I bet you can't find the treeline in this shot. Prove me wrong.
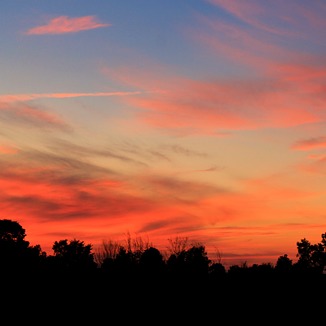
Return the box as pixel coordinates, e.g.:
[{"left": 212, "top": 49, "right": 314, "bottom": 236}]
[{"left": 1, "top": 218, "right": 326, "bottom": 281}]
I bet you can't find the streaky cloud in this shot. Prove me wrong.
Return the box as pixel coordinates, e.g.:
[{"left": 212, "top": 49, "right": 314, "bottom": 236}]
[
  {"left": 0, "top": 91, "right": 144, "bottom": 104},
  {"left": 105, "top": 58, "right": 326, "bottom": 134},
  {"left": 161, "top": 144, "right": 208, "bottom": 157},
  {"left": 25, "top": 15, "right": 111, "bottom": 35},
  {"left": 193, "top": 166, "right": 222, "bottom": 172},
  {"left": 206, "top": 0, "right": 326, "bottom": 38},
  {"left": 49, "top": 139, "right": 149, "bottom": 167},
  {"left": 0, "top": 102, "right": 71, "bottom": 131},
  {"left": 291, "top": 136, "right": 326, "bottom": 151}
]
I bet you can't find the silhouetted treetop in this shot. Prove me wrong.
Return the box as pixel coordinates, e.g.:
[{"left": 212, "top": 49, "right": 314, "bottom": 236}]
[
  {"left": 48, "top": 238, "right": 97, "bottom": 273},
  {"left": 0, "top": 219, "right": 28, "bottom": 243},
  {"left": 0, "top": 218, "right": 44, "bottom": 273}
]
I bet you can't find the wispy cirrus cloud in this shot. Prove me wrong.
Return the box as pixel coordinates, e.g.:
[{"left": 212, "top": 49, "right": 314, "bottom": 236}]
[
  {"left": 0, "top": 102, "right": 70, "bottom": 131},
  {"left": 192, "top": 17, "right": 291, "bottom": 72},
  {"left": 0, "top": 143, "right": 229, "bottom": 247},
  {"left": 206, "top": 0, "right": 286, "bottom": 36},
  {"left": 292, "top": 137, "right": 326, "bottom": 151},
  {"left": 104, "top": 61, "right": 325, "bottom": 135},
  {"left": 206, "top": 0, "right": 326, "bottom": 38},
  {"left": 0, "top": 145, "right": 148, "bottom": 223},
  {"left": 192, "top": 1, "right": 326, "bottom": 78},
  {"left": 25, "top": 15, "right": 110, "bottom": 35},
  {"left": 161, "top": 144, "right": 208, "bottom": 157},
  {"left": 0, "top": 91, "right": 143, "bottom": 104}
]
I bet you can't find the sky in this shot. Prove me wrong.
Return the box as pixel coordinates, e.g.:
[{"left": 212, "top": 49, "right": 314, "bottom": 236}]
[{"left": 1, "top": 0, "right": 326, "bottom": 269}]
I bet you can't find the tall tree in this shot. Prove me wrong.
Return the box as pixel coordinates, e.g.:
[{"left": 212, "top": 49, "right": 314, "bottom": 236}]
[
  {"left": 0, "top": 218, "right": 44, "bottom": 273},
  {"left": 294, "top": 232, "right": 326, "bottom": 273}
]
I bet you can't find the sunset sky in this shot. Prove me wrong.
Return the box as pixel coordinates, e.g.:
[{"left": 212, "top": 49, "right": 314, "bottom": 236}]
[{"left": 1, "top": 0, "right": 326, "bottom": 268}]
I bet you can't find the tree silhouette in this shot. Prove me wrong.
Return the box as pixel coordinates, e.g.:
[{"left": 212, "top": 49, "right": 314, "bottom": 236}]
[
  {"left": 47, "top": 238, "right": 97, "bottom": 274},
  {"left": 208, "top": 262, "right": 226, "bottom": 278},
  {"left": 100, "top": 245, "right": 134, "bottom": 277},
  {"left": 275, "top": 254, "right": 292, "bottom": 273},
  {"left": 139, "top": 246, "right": 165, "bottom": 277},
  {"left": 1, "top": 216, "right": 326, "bottom": 298},
  {"left": 0, "top": 218, "right": 45, "bottom": 273},
  {"left": 0, "top": 218, "right": 27, "bottom": 242},
  {"left": 184, "top": 244, "right": 211, "bottom": 277},
  {"left": 94, "top": 239, "right": 121, "bottom": 267},
  {"left": 166, "top": 242, "right": 211, "bottom": 282},
  {"left": 294, "top": 233, "right": 326, "bottom": 274},
  {"left": 166, "top": 236, "right": 189, "bottom": 257}
]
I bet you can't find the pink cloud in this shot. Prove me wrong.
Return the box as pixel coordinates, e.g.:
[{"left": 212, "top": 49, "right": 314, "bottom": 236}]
[
  {"left": 191, "top": 2, "right": 326, "bottom": 78},
  {"left": 206, "top": 0, "right": 326, "bottom": 38},
  {"left": 25, "top": 15, "right": 110, "bottom": 35},
  {"left": 192, "top": 17, "right": 293, "bottom": 73},
  {"left": 104, "top": 63, "right": 323, "bottom": 135},
  {"left": 270, "top": 62, "right": 326, "bottom": 96},
  {"left": 0, "top": 102, "right": 70, "bottom": 131},
  {"left": 206, "top": 0, "right": 285, "bottom": 35},
  {"left": 292, "top": 137, "right": 326, "bottom": 151}
]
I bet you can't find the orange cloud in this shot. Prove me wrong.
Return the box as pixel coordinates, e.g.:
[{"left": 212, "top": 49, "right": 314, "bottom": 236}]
[
  {"left": 172, "top": 174, "right": 326, "bottom": 268},
  {"left": 0, "top": 145, "right": 18, "bottom": 154},
  {"left": 0, "top": 134, "right": 237, "bottom": 256},
  {"left": 25, "top": 15, "right": 110, "bottom": 35},
  {"left": 292, "top": 137, "right": 326, "bottom": 151},
  {"left": 0, "top": 150, "right": 221, "bottom": 255},
  {"left": 307, "top": 154, "right": 326, "bottom": 160},
  {"left": 1, "top": 142, "right": 324, "bottom": 268},
  {"left": 0, "top": 160, "right": 150, "bottom": 223}
]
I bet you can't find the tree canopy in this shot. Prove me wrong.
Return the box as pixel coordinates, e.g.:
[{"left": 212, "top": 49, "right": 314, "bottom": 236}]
[{"left": 1, "top": 218, "right": 326, "bottom": 281}]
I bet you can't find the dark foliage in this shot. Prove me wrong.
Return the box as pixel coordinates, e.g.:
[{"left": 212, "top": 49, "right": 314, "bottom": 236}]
[{"left": 0, "top": 218, "right": 326, "bottom": 296}]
